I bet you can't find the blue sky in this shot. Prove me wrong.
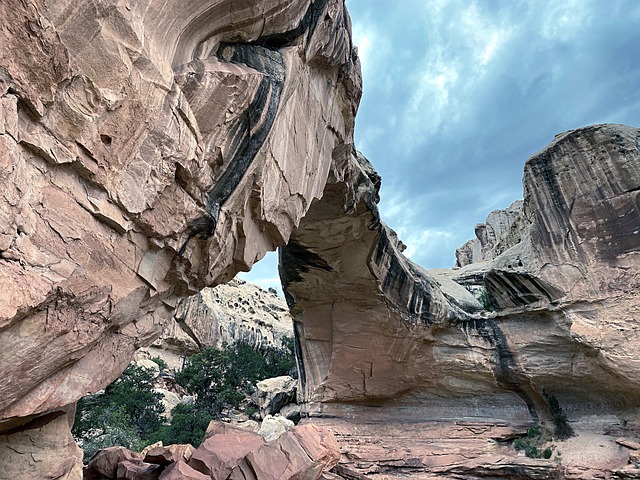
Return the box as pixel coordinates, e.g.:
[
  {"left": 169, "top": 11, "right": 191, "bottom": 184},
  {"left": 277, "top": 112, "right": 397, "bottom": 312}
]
[{"left": 240, "top": 0, "right": 640, "bottom": 292}]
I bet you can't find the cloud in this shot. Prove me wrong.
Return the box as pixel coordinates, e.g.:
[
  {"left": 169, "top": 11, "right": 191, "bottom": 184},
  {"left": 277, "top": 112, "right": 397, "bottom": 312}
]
[{"left": 241, "top": 0, "right": 640, "bottom": 289}]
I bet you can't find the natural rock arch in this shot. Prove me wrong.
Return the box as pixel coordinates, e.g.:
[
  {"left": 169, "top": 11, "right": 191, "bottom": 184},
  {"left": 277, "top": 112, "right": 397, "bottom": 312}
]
[{"left": 1, "top": 0, "right": 640, "bottom": 477}]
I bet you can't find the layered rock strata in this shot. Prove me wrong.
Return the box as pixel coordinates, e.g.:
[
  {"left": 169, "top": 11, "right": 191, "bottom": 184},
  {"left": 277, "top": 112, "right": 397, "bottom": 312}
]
[
  {"left": 2, "top": 0, "right": 639, "bottom": 477},
  {"left": 282, "top": 124, "right": 640, "bottom": 477},
  {"left": 0, "top": 0, "right": 359, "bottom": 477}
]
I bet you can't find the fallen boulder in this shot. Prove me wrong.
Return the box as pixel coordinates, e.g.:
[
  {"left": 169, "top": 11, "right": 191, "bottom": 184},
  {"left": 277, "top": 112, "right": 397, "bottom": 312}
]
[{"left": 256, "top": 376, "right": 297, "bottom": 417}]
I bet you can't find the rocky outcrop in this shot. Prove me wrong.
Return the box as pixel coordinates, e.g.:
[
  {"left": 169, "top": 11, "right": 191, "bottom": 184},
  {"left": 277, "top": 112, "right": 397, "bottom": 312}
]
[
  {"left": 455, "top": 199, "right": 525, "bottom": 267},
  {"left": 282, "top": 124, "right": 640, "bottom": 478},
  {"left": 0, "top": 0, "right": 359, "bottom": 476},
  {"left": 256, "top": 375, "right": 297, "bottom": 417},
  {"left": 158, "top": 279, "right": 292, "bottom": 355},
  {"left": 84, "top": 422, "right": 339, "bottom": 480},
  {"left": 1, "top": 0, "right": 639, "bottom": 477}
]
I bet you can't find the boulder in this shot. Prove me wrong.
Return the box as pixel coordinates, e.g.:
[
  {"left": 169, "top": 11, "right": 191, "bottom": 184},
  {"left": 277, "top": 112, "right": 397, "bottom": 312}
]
[
  {"left": 158, "top": 461, "right": 209, "bottom": 480},
  {"left": 116, "top": 460, "right": 164, "bottom": 480},
  {"left": 143, "top": 444, "right": 194, "bottom": 465},
  {"left": 85, "top": 447, "right": 142, "bottom": 480},
  {"left": 153, "top": 389, "right": 182, "bottom": 419},
  {"left": 258, "top": 415, "right": 295, "bottom": 441},
  {"left": 136, "top": 360, "right": 161, "bottom": 378},
  {"left": 256, "top": 376, "right": 297, "bottom": 417},
  {"left": 245, "top": 424, "right": 340, "bottom": 480},
  {"left": 0, "top": 410, "right": 83, "bottom": 480},
  {"left": 188, "top": 428, "right": 265, "bottom": 478},
  {"left": 279, "top": 403, "right": 302, "bottom": 423}
]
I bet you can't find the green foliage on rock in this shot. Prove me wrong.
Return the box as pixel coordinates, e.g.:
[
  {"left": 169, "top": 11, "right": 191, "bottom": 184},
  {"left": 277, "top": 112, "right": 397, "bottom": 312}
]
[
  {"left": 478, "top": 287, "right": 495, "bottom": 312},
  {"left": 151, "top": 355, "right": 168, "bottom": 372},
  {"left": 73, "top": 365, "right": 165, "bottom": 462},
  {"left": 73, "top": 337, "right": 298, "bottom": 456},
  {"left": 163, "top": 339, "right": 297, "bottom": 446},
  {"left": 544, "top": 390, "right": 575, "bottom": 440},
  {"left": 512, "top": 425, "right": 554, "bottom": 459}
]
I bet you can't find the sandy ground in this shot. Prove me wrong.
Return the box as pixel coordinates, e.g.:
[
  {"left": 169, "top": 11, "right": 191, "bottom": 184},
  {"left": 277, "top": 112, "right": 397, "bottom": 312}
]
[{"left": 555, "top": 429, "right": 630, "bottom": 471}]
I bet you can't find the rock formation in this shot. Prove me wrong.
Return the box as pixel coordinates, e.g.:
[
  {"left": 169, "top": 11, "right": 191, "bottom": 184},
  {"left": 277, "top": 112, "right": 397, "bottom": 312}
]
[
  {"left": 0, "top": 0, "right": 359, "bottom": 477},
  {"left": 157, "top": 279, "right": 292, "bottom": 355},
  {"left": 83, "top": 422, "right": 340, "bottom": 480},
  {"left": 282, "top": 123, "right": 640, "bottom": 477},
  {"left": 1, "top": 0, "right": 639, "bottom": 477}
]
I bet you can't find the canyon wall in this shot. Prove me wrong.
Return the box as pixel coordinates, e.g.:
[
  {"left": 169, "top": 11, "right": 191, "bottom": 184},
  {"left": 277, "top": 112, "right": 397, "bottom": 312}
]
[
  {"left": 156, "top": 280, "right": 292, "bottom": 355},
  {"left": 1, "top": 0, "right": 639, "bottom": 477},
  {"left": 282, "top": 123, "right": 640, "bottom": 477},
  {"left": 284, "top": 123, "right": 640, "bottom": 421},
  {"left": 0, "top": 0, "right": 359, "bottom": 477}
]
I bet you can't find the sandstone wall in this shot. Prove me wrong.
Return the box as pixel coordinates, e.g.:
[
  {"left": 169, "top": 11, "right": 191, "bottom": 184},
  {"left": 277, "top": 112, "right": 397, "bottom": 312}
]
[
  {"left": 157, "top": 280, "right": 292, "bottom": 355},
  {"left": 0, "top": 0, "right": 360, "bottom": 477},
  {"left": 283, "top": 124, "right": 640, "bottom": 424}
]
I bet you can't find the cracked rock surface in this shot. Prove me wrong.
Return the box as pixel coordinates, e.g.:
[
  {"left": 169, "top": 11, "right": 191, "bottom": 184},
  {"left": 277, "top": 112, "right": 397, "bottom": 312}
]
[{"left": 0, "top": 0, "right": 358, "bottom": 477}]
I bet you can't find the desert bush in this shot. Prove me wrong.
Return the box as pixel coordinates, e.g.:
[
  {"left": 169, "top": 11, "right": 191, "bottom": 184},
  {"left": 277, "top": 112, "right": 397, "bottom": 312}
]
[
  {"left": 74, "top": 338, "right": 297, "bottom": 453},
  {"left": 73, "top": 365, "right": 165, "bottom": 462},
  {"left": 544, "top": 390, "right": 575, "bottom": 439},
  {"left": 513, "top": 425, "right": 554, "bottom": 459}
]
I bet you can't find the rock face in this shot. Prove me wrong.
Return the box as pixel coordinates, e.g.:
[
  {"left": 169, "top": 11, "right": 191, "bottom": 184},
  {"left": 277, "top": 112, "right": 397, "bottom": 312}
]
[
  {"left": 158, "top": 279, "right": 292, "bottom": 355},
  {"left": 0, "top": 0, "right": 359, "bottom": 476},
  {"left": 282, "top": 124, "right": 640, "bottom": 478},
  {"left": 256, "top": 375, "right": 297, "bottom": 417},
  {"left": 455, "top": 199, "right": 524, "bottom": 267},
  {"left": 82, "top": 422, "right": 340, "bottom": 480},
  {"left": 1, "top": 0, "right": 639, "bottom": 477}
]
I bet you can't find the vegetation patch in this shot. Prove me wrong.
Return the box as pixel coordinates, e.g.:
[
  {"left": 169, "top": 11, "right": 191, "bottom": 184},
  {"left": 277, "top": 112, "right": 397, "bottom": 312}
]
[
  {"left": 544, "top": 390, "right": 575, "bottom": 440},
  {"left": 513, "top": 425, "right": 554, "bottom": 459},
  {"left": 512, "top": 392, "right": 574, "bottom": 460},
  {"left": 73, "top": 338, "right": 296, "bottom": 461}
]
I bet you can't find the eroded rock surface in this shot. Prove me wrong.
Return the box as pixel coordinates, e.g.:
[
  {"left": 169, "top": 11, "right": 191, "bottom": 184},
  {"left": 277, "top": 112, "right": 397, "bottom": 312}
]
[
  {"left": 158, "top": 279, "right": 292, "bottom": 355},
  {"left": 0, "top": 0, "right": 359, "bottom": 476},
  {"left": 282, "top": 124, "right": 640, "bottom": 478}
]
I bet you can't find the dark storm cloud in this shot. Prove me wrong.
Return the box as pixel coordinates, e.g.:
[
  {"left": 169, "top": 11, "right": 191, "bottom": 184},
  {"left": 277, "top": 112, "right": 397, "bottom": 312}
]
[{"left": 241, "top": 0, "right": 640, "bottom": 289}]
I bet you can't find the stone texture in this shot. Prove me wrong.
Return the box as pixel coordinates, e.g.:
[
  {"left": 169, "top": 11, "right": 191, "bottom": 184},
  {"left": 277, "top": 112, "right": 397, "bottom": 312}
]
[
  {"left": 158, "top": 461, "right": 208, "bottom": 480},
  {"left": 158, "top": 279, "right": 293, "bottom": 355},
  {"left": 143, "top": 444, "right": 194, "bottom": 466},
  {"left": 240, "top": 424, "right": 340, "bottom": 480},
  {"left": 455, "top": 200, "right": 524, "bottom": 267},
  {"left": 258, "top": 414, "right": 295, "bottom": 441},
  {"left": 116, "top": 460, "right": 164, "bottom": 480},
  {"left": 0, "top": 0, "right": 359, "bottom": 475},
  {"left": 85, "top": 446, "right": 143, "bottom": 480},
  {"left": 256, "top": 375, "right": 297, "bottom": 417},
  {"left": 282, "top": 125, "right": 640, "bottom": 477},
  {"left": 189, "top": 426, "right": 265, "bottom": 479},
  {"left": 0, "top": 410, "right": 83, "bottom": 480}
]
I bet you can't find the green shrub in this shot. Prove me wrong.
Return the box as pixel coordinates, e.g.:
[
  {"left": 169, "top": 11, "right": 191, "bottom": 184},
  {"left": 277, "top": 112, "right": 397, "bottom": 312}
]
[
  {"left": 73, "top": 365, "right": 165, "bottom": 462},
  {"left": 543, "top": 391, "right": 575, "bottom": 440},
  {"left": 74, "top": 339, "right": 298, "bottom": 455},
  {"left": 512, "top": 424, "right": 554, "bottom": 459},
  {"left": 151, "top": 356, "right": 168, "bottom": 372}
]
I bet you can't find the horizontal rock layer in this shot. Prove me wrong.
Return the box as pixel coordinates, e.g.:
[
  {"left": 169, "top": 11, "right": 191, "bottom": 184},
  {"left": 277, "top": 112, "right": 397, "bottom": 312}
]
[
  {"left": 284, "top": 124, "right": 640, "bottom": 425},
  {"left": 280, "top": 123, "right": 640, "bottom": 477}
]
